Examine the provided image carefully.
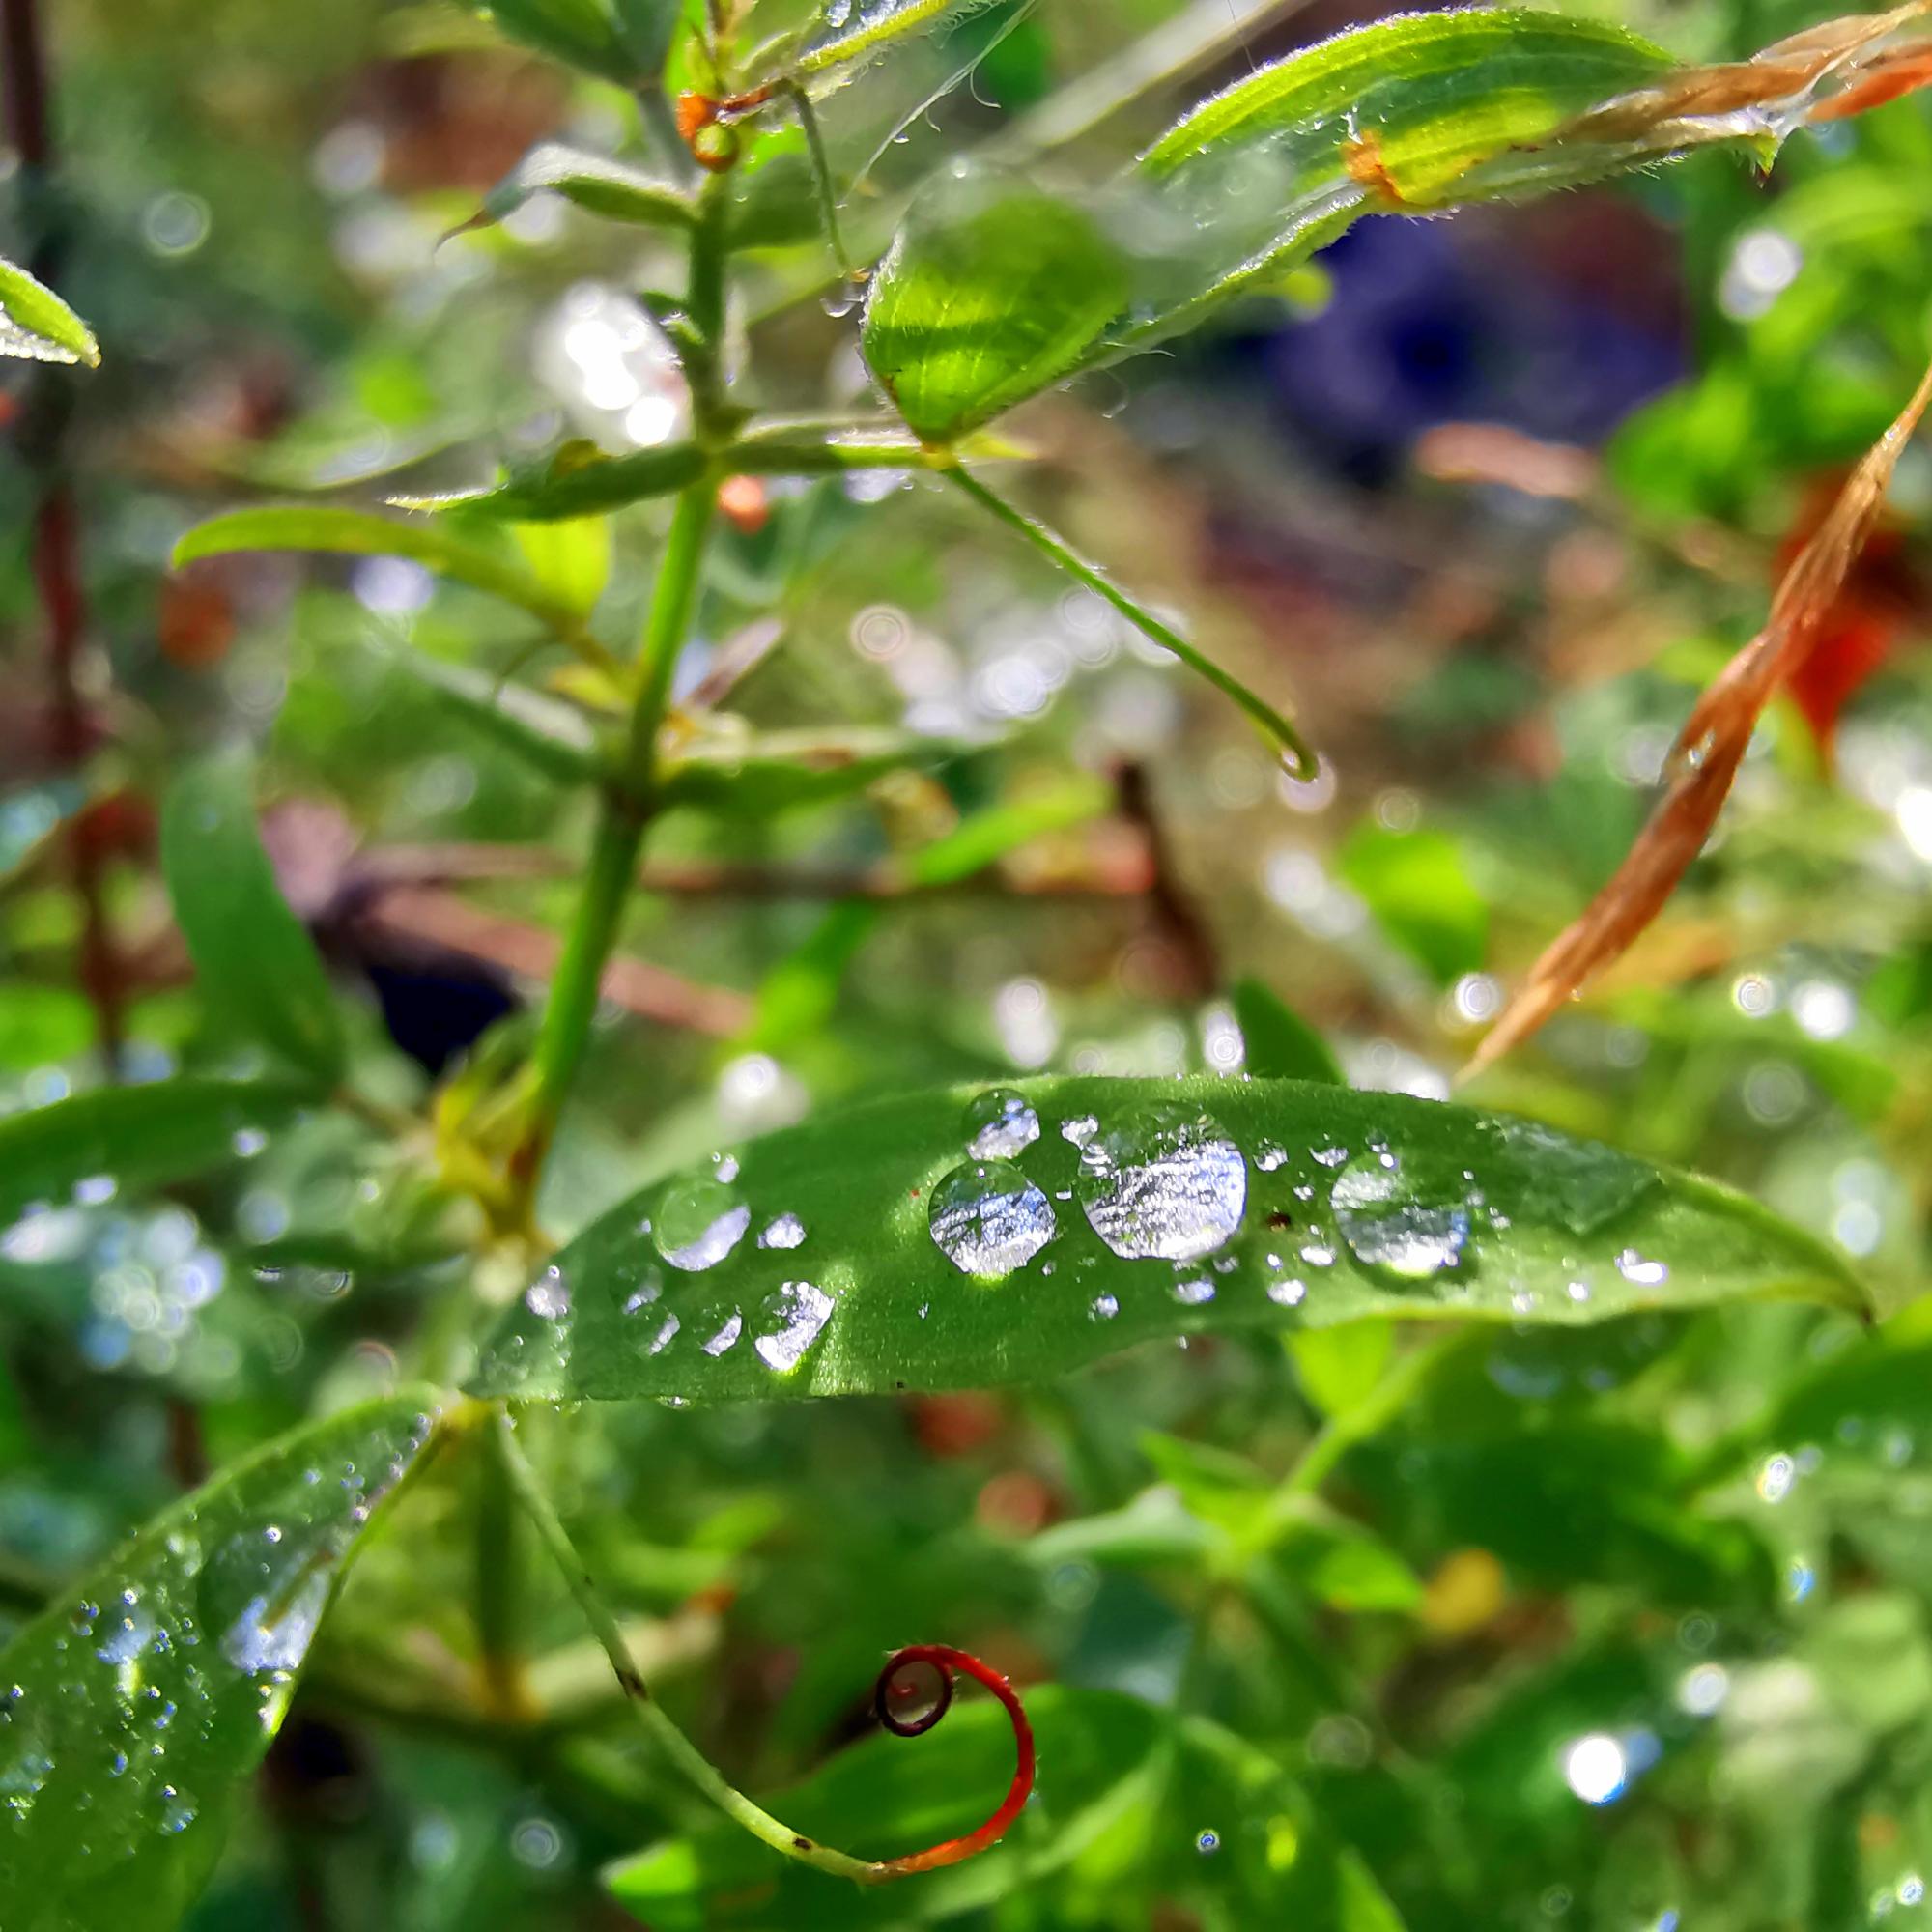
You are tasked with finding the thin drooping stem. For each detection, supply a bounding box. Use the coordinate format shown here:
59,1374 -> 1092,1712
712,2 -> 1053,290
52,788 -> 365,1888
948,468 -> 1319,779
492,1413 -> 880,1883
3,0 -> 124,1075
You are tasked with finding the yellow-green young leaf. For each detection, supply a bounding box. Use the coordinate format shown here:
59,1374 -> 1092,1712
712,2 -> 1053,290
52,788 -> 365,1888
160,757 -> 347,1089
1290,1319 -> 1394,1419
467,1075 -> 1865,1404
173,505 -> 596,636
0,1081 -> 310,1226
510,514 -> 613,615
861,167 -> 1129,444
0,255 -> 99,367
0,1394 -> 441,1932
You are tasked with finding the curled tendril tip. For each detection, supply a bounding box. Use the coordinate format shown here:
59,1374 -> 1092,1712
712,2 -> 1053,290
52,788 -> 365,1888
866,1644 -> 1036,1878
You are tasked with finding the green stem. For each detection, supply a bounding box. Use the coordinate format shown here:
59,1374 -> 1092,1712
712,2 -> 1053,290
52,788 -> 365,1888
948,468 -> 1319,779
492,1412 -> 883,1885
1284,1329 -> 1465,1497
475,1413 -> 529,1719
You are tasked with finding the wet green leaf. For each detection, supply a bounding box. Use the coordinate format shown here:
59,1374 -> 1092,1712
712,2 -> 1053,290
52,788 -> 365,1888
795,0 -> 1005,81
861,167 -> 1129,444
0,1393 -> 442,1932
0,1081 -> 310,1226
1234,977 -> 1344,1085
0,256 -> 99,368
173,505 -> 598,636
160,756 -> 347,1088
467,1076 -> 1865,1403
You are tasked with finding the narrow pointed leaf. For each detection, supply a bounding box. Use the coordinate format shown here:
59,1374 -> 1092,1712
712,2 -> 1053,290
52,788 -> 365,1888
404,440 -> 706,522
160,756 -> 348,1089
0,1081 -> 310,1226
796,0 -> 1005,79
0,1393 -> 442,1931
656,725 -> 967,816
454,0 -> 641,80
0,256 -> 99,367
467,1076 -> 1865,1404
173,506 -> 599,636
468,141 -> 693,233
390,649 -> 601,786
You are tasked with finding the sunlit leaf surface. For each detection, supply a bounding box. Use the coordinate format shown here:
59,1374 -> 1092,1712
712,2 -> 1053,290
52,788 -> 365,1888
469,1076 -> 1864,1402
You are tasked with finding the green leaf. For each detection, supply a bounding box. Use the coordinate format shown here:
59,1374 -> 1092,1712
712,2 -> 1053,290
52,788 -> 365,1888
655,725 -> 964,817
0,1080 -> 310,1227
795,0 -> 1004,80
0,255 -> 99,367
1234,976 -> 1344,1085
1290,1319 -> 1394,1418
467,1075 -> 1865,1403
388,649 -> 601,787
160,756 -> 348,1088
470,142 -> 694,232
1337,823 -> 1488,986
861,166 -> 1129,444
173,506 -> 599,638
511,515 -> 613,615
455,0 -> 643,80
403,440 -> 706,521
0,1393 -> 441,1932
606,1688 -> 1166,1927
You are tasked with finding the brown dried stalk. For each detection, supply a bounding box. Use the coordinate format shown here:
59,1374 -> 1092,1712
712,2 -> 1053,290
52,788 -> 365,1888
1468,355 -> 1932,1079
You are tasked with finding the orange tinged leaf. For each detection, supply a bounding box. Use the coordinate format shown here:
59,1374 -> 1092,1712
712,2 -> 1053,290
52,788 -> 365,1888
1467,355 -> 1932,1078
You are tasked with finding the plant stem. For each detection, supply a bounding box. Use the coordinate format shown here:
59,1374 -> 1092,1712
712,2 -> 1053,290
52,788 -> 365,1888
492,1412 -> 882,1885
475,1412 -> 531,1719
3,0 -> 125,1078
1284,1329 -> 1465,1497
947,468 -> 1319,779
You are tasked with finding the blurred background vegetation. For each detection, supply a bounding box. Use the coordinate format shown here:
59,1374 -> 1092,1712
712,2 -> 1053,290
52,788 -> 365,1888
7,0 -> 1932,1926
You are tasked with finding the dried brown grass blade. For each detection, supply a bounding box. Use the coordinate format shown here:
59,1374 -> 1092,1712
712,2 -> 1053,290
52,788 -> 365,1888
1465,355 -> 1932,1080
1561,0 -> 1932,144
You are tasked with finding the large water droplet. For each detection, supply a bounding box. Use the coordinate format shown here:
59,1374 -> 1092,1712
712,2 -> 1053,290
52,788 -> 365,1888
1329,1152 -> 1467,1281
964,1088 -> 1040,1159
1076,1106 -> 1246,1262
653,1179 -> 750,1273
928,1160 -> 1056,1278
758,1212 -> 806,1251
1488,1120 -> 1659,1235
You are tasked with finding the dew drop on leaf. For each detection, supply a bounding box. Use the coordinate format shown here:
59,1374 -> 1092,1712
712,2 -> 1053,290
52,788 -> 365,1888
928,1159 -> 1057,1278
700,1312 -> 743,1356
963,1087 -> 1041,1159
753,1281 -> 835,1372
653,1179 -> 751,1272
1329,1151 -> 1468,1281
757,1212 -> 807,1251
1076,1105 -> 1246,1262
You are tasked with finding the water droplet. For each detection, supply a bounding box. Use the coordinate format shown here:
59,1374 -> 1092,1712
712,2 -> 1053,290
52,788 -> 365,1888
758,1212 -> 806,1251
1615,1248 -> 1668,1287
1267,1278 -> 1307,1306
620,1268 -> 664,1315
711,1151 -> 740,1183
964,1088 -> 1040,1159
1091,1293 -> 1119,1320
928,1161 -> 1056,1278
1314,1145 -> 1349,1168
1256,1143 -> 1288,1172
1060,1114 -> 1098,1146
1174,1276 -> 1215,1305
646,1312 -> 679,1355
1076,1106 -> 1246,1262
753,1281 -> 835,1372
1197,1829 -> 1221,1855
525,1265 -> 570,1319
1490,1120 -> 1659,1235
701,1312 -> 743,1356
654,1179 -> 750,1272
1329,1153 -> 1467,1281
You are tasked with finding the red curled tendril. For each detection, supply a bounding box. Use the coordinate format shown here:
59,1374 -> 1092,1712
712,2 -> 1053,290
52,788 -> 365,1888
867,1645 -> 1036,1877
